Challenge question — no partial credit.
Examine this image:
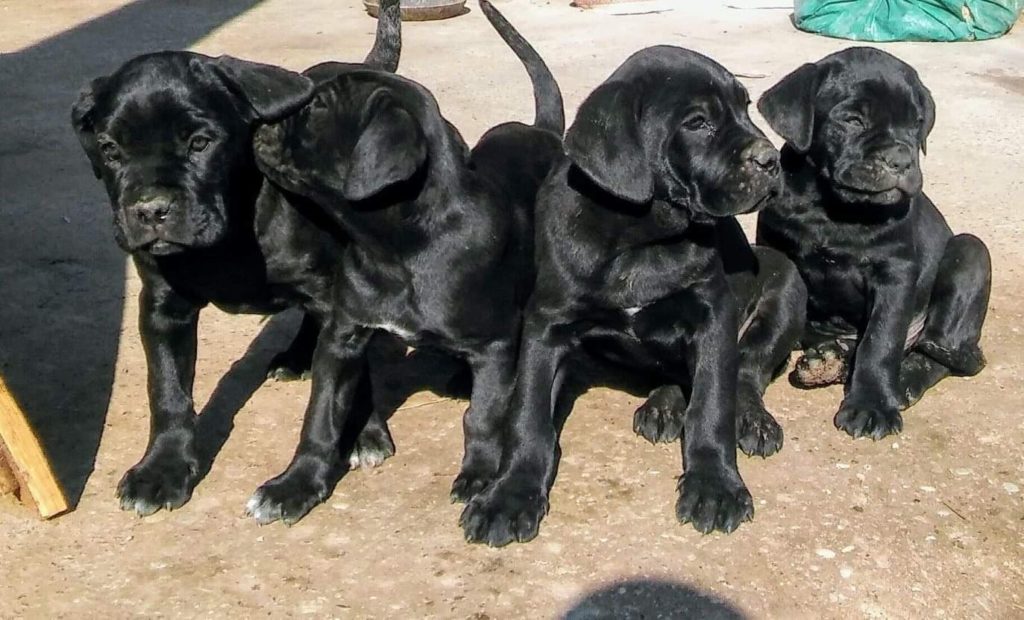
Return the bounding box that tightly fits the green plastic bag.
[794,0,1024,42]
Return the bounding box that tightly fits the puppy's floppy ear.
[204,55,315,122]
[565,80,653,204]
[915,80,936,156]
[344,88,427,202]
[758,62,821,153]
[70,77,108,179]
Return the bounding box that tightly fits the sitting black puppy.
[460,46,807,547]
[245,0,565,525]
[756,47,991,439]
[70,0,403,516]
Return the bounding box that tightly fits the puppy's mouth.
[140,239,186,256]
[831,182,906,206]
[740,187,779,214]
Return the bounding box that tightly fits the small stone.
[952,468,972,476]
[891,442,899,449]
[1003,482,1019,494]
[919,486,936,493]
[836,463,850,469]
[816,548,836,559]
[841,545,855,553]
[840,566,853,579]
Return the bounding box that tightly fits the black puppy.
[245,0,565,525]
[70,1,403,516]
[756,47,991,439]
[460,46,807,546]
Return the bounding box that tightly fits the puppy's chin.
[696,185,780,219]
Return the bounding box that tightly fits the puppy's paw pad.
[347,425,396,470]
[633,386,686,444]
[460,484,548,547]
[244,474,328,525]
[116,457,197,516]
[737,403,783,458]
[675,471,753,535]
[790,342,851,389]
[834,406,903,440]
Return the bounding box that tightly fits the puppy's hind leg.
[267,312,318,381]
[901,234,991,406]
[730,247,806,458]
[633,385,687,444]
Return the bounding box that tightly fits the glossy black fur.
[69,0,403,517]
[756,47,991,440]
[459,46,808,547]
[244,0,565,525]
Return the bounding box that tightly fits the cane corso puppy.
[70,0,403,516]
[460,45,807,546]
[756,47,991,439]
[245,0,565,525]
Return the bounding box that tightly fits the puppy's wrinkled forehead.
[822,78,922,125]
[92,54,238,137]
[610,45,749,115]
[818,48,927,119]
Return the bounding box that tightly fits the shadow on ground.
[563,578,747,620]
[0,0,268,507]
[190,309,467,487]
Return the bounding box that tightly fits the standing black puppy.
[70,1,403,517]
[756,47,991,439]
[245,0,565,525]
[460,46,807,547]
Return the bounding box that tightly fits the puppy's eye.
[189,135,211,153]
[842,116,866,130]
[99,141,120,162]
[682,116,710,131]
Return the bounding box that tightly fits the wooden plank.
[0,375,69,518]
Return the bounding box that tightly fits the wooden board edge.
[0,376,70,519]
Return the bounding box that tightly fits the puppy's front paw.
[675,468,753,534]
[450,450,500,503]
[348,422,396,470]
[245,464,332,525]
[117,453,198,516]
[790,341,852,389]
[737,398,783,458]
[450,470,493,504]
[460,479,549,547]
[834,404,903,440]
[633,385,686,444]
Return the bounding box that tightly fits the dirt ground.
[1,0,1022,617]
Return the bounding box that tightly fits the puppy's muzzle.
[744,139,779,177]
[129,198,173,227]
[876,143,913,176]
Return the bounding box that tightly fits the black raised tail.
[364,0,402,72]
[479,0,564,134]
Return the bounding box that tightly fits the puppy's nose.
[131,199,171,226]
[744,140,779,174]
[879,144,913,174]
